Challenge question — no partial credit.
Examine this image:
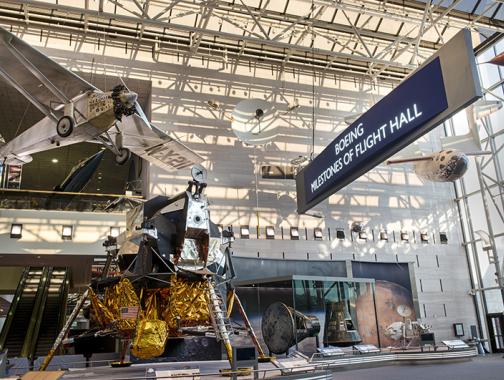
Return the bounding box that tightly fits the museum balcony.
[0,188,140,213]
[0,189,127,278]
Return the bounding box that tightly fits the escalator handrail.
[34,267,70,358]
[56,268,70,335]
[22,267,53,358]
[0,267,32,350]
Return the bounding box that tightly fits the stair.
[1,268,43,357]
[0,267,69,359]
[34,269,68,357]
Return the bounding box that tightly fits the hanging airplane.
[0,27,203,172]
[54,150,105,193]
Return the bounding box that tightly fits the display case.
[233,275,377,355]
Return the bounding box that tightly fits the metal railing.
[0,188,142,213]
[8,346,478,379]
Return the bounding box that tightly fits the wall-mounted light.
[266,226,275,239]
[314,228,323,240]
[400,231,409,242]
[336,229,345,240]
[440,232,448,244]
[379,231,388,241]
[110,227,120,238]
[10,224,22,239]
[420,232,429,243]
[290,227,299,240]
[240,225,250,239]
[62,225,73,240]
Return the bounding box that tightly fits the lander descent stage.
[40,166,266,370]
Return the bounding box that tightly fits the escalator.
[0,267,70,359]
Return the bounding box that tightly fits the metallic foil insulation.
[162,276,210,331]
[101,278,141,331]
[131,291,168,358]
[88,287,114,328]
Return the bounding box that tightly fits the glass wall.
[234,276,377,355]
[292,278,375,351]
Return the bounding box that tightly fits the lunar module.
[40,166,264,370]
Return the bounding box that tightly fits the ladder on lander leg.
[206,278,234,361]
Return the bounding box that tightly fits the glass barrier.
[0,188,142,213]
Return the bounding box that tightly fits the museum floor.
[333,355,504,380]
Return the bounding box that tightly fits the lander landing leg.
[206,277,233,362]
[39,289,90,371]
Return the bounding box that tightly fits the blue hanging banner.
[296,57,449,213]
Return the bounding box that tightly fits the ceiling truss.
[0,0,502,83]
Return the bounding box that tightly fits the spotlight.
[62,225,73,240]
[266,226,275,239]
[290,227,299,240]
[10,224,22,239]
[110,227,120,238]
[314,228,323,240]
[51,158,58,163]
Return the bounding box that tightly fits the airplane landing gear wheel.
[56,116,74,138]
[115,148,131,165]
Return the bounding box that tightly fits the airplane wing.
[0,27,96,121]
[119,113,204,171]
[387,156,433,165]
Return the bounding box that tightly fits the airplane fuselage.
[0,90,117,165]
